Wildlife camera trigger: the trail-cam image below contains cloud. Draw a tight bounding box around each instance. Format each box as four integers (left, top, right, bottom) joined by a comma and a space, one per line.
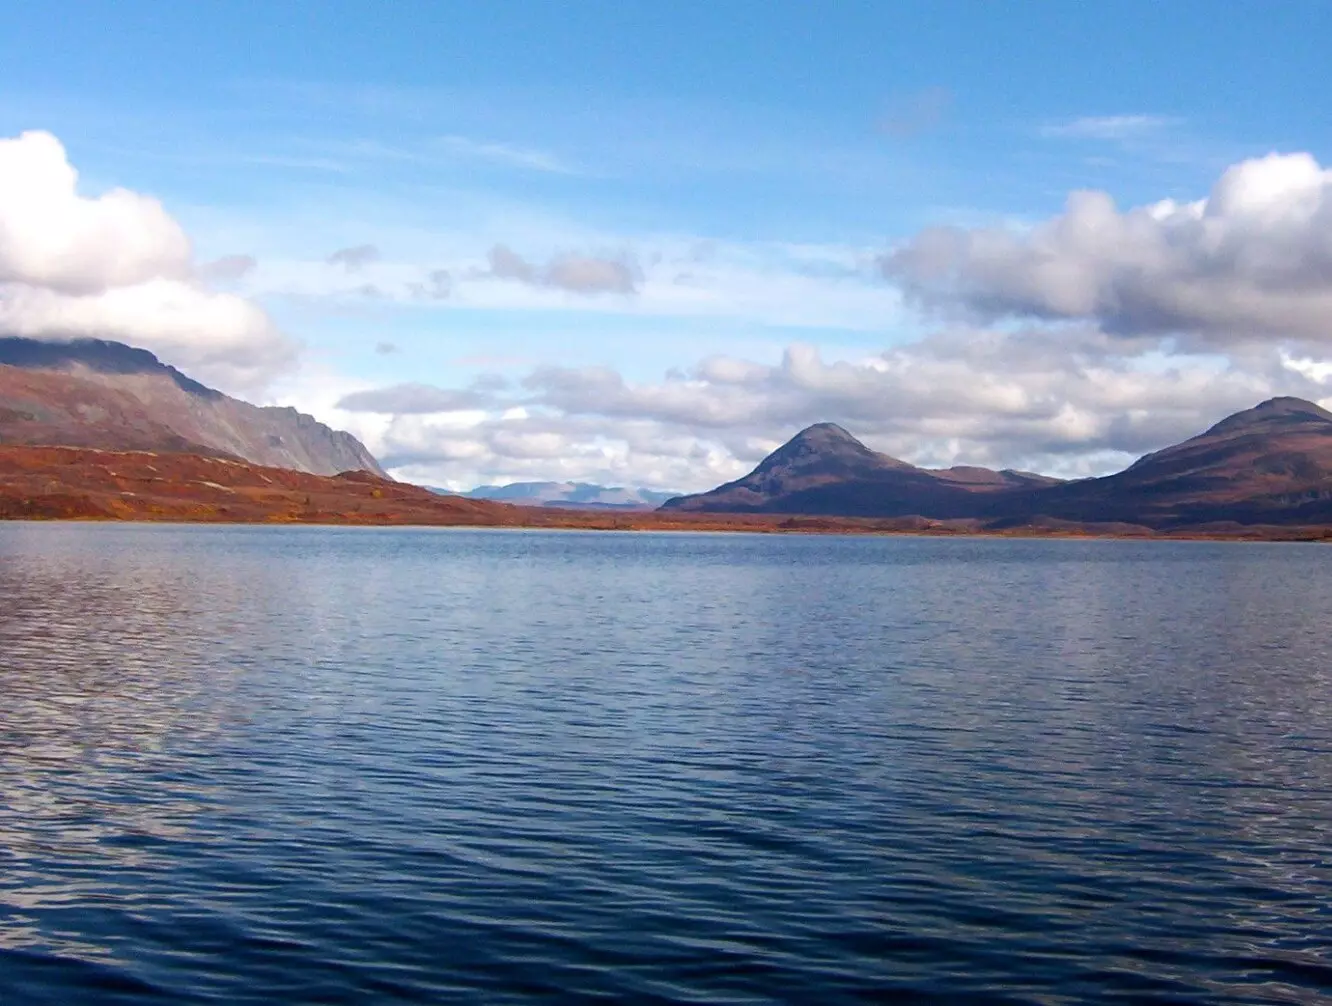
545, 254, 638, 294
407, 268, 452, 300
881, 152, 1332, 346
1042, 114, 1180, 140
0, 278, 294, 393
313, 327, 1324, 491
486, 244, 538, 284
198, 254, 258, 281
326, 244, 381, 272
0, 130, 294, 394
434, 135, 575, 175
374, 341, 399, 355
0, 130, 191, 294
482, 244, 639, 295
878, 87, 953, 139
335, 383, 490, 414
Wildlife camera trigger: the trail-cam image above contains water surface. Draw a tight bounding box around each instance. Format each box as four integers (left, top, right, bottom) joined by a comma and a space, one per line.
2, 524, 1331, 1003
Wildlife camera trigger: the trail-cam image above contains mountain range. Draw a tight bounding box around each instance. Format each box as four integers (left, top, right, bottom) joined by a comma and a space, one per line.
457, 481, 679, 509
664, 397, 1332, 529
5, 333, 1332, 532
0, 337, 384, 477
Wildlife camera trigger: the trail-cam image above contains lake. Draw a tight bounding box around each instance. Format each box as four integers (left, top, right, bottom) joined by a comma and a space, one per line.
1, 523, 1331, 1004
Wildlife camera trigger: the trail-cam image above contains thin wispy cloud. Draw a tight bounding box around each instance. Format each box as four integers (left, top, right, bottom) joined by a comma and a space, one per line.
433, 135, 577, 175
1042, 114, 1181, 141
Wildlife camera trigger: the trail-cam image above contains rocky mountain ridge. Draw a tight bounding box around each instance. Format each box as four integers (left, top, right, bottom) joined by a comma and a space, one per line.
0, 337, 385, 477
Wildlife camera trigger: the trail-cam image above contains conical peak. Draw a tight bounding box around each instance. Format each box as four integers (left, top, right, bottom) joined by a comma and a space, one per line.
1201, 396, 1332, 438
1252, 396, 1332, 418
755, 422, 913, 475
789, 422, 864, 446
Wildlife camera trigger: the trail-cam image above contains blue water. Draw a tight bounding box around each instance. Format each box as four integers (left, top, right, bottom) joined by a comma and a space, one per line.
2, 524, 1331, 1004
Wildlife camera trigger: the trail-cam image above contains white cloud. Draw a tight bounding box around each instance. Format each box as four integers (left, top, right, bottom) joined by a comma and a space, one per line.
0, 129, 294, 394
1042, 115, 1179, 140
0, 131, 191, 293
434, 135, 575, 175
336, 383, 490, 414
326, 244, 381, 272
481, 244, 639, 295
289, 327, 1327, 491
881, 152, 1332, 346
0, 279, 295, 393
242, 237, 898, 333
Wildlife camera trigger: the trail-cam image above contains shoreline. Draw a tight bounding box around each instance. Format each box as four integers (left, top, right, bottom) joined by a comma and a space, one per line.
3, 514, 1329, 543
3, 445, 1330, 542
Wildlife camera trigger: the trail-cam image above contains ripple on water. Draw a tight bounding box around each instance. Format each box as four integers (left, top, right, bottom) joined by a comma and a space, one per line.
2, 525, 1332, 1004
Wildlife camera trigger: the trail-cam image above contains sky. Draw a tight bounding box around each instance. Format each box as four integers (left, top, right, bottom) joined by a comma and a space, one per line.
3, 1, 1332, 491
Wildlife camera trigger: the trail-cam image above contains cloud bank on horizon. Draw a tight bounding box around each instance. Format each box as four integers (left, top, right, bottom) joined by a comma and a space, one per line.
4, 126, 1332, 491
299, 149, 1332, 490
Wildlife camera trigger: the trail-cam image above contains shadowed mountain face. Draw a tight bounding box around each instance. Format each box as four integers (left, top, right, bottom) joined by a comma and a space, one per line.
0, 337, 385, 477
663, 399, 1332, 528
662, 423, 1062, 517
1025, 397, 1332, 526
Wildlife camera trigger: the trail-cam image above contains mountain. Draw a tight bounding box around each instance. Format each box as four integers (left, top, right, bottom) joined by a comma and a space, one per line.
661, 423, 1061, 517
1020, 397, 1332, 526
662, 400, 1332, 528
0, 337, 385, 477
457, 481, 679, 510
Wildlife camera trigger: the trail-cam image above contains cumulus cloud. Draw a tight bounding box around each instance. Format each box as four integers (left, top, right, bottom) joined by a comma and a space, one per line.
0, 130, 293, 394
0, 278, 295, 392
483, 244, 639, 295
881, 151, 1332, 346
326, 244, 381, 272
0, 130, 191, 293
318, 328, 1325, 490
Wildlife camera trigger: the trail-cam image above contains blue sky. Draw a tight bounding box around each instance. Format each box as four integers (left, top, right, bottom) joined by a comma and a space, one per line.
3, 2, 1332, 489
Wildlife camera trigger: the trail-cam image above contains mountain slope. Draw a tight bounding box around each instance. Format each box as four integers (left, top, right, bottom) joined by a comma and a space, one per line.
1022, 397, 1332, 526
662, 423, 1061, 517
0, 366, 225, 456
665, 399, 1332, 527
0, 337, 385, 477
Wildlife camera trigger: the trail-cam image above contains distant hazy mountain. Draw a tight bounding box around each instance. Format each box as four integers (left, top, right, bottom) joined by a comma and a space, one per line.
0, 336, 385, 477
456, 481, 679, 510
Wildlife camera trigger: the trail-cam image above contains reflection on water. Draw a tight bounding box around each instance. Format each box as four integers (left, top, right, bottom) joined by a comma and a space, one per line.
2, 524, 1332, 1003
